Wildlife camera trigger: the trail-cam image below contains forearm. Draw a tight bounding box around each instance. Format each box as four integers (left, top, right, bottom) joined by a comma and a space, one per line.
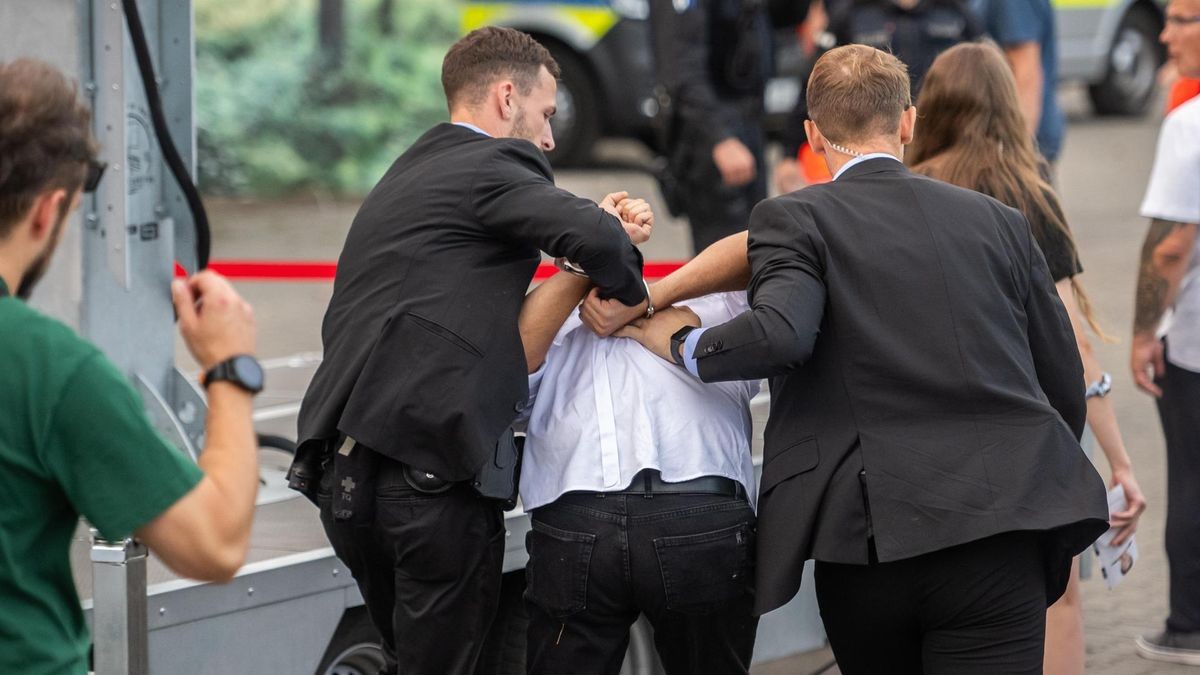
1054, 278, 1132, 471
654, 231, 751, 308
1086, 396, 1132, 473
520, 272, 592, 372
1079, 335, 1133, 473
1005, 44, 1043, 137
196, 384, 258, 553
1133, 219, 1197, 337
695, 270, 825, 382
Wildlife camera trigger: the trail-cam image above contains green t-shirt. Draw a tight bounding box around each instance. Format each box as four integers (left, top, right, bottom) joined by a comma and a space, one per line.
0, 279, 203, 675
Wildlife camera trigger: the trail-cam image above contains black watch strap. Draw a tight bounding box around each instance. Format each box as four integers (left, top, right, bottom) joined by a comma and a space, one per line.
203, 355, 264, 394
670, 326, 697, 367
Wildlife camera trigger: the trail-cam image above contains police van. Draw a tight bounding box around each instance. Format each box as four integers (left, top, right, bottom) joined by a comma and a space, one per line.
463, 0, 1167, 165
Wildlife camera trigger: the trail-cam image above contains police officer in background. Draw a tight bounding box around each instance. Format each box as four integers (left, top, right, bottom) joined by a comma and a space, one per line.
826, 0, 982, 94
775, 0, 981, 193
649, 0, 776, 253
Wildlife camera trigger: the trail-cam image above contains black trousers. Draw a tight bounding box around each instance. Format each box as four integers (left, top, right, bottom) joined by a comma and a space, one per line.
1158, 354, 1200, 633
675, 115, 767, 254
524, 492, 759, 675
318, 459, 505, 675
815, 531, 1048, 675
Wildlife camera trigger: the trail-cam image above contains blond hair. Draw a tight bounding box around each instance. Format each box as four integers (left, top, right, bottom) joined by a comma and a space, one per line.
806, 45, 912, 145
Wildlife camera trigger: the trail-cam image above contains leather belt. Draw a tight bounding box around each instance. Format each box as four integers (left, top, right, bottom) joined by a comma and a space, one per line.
600, 469, 745, 499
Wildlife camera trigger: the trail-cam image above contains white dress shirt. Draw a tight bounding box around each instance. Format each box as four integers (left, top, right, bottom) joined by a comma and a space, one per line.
519, 292, 760, 511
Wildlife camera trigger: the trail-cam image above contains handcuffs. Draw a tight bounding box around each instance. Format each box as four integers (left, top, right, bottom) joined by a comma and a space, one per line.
554, 257, 655, 319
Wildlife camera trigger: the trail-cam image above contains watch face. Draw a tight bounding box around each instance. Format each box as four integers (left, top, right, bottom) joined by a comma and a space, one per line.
232, 355, 265, 391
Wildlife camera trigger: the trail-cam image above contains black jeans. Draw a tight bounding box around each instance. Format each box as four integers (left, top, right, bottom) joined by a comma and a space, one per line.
815, 531, 1048, 675
675, 115, 767, 254
524, 492, 759, 675
1158, 354, 1200, 633
318, 459, 505, 675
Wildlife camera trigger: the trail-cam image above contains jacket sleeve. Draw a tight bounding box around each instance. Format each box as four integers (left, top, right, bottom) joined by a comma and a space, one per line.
473, 143, 646, 306
694, 198, 827, 382
1018, 209, 1087, 438
649, 0, 739, 150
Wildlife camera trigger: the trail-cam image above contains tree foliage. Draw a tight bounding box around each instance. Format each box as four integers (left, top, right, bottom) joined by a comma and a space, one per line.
195, 0, 456, 196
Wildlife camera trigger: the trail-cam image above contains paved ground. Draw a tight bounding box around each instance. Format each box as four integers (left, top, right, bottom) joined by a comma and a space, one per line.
192, 85, 1190, 674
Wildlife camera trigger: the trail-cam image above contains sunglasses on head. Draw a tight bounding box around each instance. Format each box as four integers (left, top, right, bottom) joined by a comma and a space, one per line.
83, 159, 107, 193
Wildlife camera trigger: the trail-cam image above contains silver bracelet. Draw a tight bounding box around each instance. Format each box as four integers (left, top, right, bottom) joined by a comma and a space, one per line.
1085, 372, 1112, 399
642, 278, 655, 319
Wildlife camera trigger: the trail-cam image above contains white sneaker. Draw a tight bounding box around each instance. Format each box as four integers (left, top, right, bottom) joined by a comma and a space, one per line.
1136, 630, 1200, 666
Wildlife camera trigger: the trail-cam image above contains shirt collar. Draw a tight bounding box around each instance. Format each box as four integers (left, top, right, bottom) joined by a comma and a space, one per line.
452, 121, 491, 137
0, 276, 9, 298
833, 153, 902, 181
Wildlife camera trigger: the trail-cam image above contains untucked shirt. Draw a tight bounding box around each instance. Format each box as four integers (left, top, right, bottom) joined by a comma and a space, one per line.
1141, 96, 1200, 373
519, 292, 760, 511
0, 280, 203, 675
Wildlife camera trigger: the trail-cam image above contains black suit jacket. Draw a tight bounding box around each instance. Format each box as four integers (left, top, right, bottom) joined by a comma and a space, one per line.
296, 124, 645, 480
695, 159, 1109, 614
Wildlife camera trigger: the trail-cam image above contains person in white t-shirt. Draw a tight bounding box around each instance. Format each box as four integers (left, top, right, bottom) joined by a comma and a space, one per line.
514, 270, 760, 675
1132, 0, 1200, 665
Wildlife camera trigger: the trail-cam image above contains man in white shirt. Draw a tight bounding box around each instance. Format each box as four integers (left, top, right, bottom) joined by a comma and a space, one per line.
515, 270, 760, 675
1131, 0, 1200, 665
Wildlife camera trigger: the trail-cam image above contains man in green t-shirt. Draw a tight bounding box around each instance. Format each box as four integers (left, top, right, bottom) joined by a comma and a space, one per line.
0, 58, 263, 674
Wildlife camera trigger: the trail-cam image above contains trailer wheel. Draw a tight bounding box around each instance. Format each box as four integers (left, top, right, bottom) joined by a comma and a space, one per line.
315, 608, 387, 675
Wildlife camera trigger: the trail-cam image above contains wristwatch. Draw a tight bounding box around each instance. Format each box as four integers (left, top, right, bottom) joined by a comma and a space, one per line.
670, 325, 697, 368
1085, 372, 1112, 399
203, 355, 265, 394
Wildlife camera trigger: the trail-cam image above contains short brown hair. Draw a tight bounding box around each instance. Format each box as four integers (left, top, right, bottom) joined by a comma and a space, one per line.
441, 27, 560, 110
0, 59, 94, 237
807, 45, 912, 144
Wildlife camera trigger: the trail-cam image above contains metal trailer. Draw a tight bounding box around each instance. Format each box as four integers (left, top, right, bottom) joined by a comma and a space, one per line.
1, 2, 827, 673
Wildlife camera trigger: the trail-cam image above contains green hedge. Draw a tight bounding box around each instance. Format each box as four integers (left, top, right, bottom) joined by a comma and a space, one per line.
196, 0, 457, 196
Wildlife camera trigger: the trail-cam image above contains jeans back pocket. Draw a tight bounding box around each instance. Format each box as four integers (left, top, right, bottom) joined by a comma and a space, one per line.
655, 521, 755, 615
524, 519, 596, 620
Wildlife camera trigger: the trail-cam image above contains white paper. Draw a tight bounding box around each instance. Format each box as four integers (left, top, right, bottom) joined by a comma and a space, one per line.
1093, 484, 1138, 590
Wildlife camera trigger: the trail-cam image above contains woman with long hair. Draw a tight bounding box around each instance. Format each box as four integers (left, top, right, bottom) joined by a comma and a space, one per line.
908, 41, 1148, 674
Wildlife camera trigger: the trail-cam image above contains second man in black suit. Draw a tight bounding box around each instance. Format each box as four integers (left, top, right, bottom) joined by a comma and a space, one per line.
612, 44, 1110, 674
290, 27, 652, 675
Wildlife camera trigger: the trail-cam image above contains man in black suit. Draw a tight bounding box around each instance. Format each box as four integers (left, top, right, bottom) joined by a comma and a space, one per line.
289, 27, 650, 675
610, 45, 1110, 673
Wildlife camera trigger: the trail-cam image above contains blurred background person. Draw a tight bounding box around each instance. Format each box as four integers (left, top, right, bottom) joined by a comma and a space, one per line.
1130, 0, 1200, 664
649, 0, 774, 253
907, 42, 1148, 675
773, 0, 825, 194
971, 0, 1065, 166
776, 0, 981, 192
827, 0, 982, 94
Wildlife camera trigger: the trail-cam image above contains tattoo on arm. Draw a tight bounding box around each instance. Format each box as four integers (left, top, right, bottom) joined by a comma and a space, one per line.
1133, 219, 1192, 334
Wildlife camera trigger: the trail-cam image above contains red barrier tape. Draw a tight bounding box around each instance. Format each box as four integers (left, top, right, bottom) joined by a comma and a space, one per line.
176, 260, 687, 282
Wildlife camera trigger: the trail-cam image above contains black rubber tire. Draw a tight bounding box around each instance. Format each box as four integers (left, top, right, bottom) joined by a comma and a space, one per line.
543, 42, 601, 167
314, 608, 387, 675
1088, 5, 1163, 117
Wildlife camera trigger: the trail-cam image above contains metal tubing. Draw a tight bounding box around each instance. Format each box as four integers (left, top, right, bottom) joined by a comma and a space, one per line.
90, 534, 150, 675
